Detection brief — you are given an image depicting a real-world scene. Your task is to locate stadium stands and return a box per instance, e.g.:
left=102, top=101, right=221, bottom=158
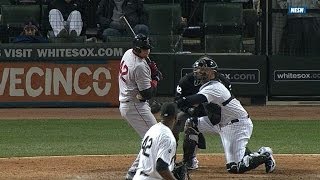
left=202, top=2, right=244, bottom=53
left=1, top=5, right=41, bottom=42
left=144, top=3, right=183, bottom=52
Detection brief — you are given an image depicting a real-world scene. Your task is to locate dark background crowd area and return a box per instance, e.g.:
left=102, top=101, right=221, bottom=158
left=0, top=0, right=319, bottom=56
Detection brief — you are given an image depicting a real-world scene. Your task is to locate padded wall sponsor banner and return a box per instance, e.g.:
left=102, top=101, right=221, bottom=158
left=269, top=56, right=320, bottom=96
left=274, top=70, right=320, bottom=81
left=0, top=61, right=119, bottom=106
left=181, top=68, right=260, bottom=84
left=175, top=54, right=267, bottom=96
left=0, top=47, right=123, bottom=59
left=0, top=43, right=130, bottom=60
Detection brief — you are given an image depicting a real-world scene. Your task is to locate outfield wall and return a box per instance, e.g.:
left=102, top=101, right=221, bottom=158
left=0, top=44, right=319, bottom=107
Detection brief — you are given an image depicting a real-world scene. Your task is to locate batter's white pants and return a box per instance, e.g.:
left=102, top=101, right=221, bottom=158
left=49, top=9, right=83, bottom=37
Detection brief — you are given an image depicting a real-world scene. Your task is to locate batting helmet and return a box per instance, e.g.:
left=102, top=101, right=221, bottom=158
left=133, top=33, right=152, bottom=52
left=192, top=56, right=218, bottom=86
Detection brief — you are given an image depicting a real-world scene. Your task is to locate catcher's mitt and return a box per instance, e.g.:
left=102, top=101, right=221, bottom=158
left=172, top=162, right=190, bottom=180
left=150, top=100, right=162, bottom=114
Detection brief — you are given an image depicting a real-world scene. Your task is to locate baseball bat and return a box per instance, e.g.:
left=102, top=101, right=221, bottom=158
left=121, top=16, right=162, bottom=103
left=120, top=16, right=136, bottom=37
left=120, top=15, right=152, bottom=63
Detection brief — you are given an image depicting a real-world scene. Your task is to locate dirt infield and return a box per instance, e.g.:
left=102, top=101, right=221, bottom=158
left=0, top=106, right=320, bottom=179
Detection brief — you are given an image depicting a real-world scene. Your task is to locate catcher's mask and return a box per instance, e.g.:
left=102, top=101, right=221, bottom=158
left=133, top=33, right=152, bottom=53
left=192, top=56, right=218, bottom=86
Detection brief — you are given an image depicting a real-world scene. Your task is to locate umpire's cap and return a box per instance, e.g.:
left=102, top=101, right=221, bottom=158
left=160, top=102, right=177, bottom=118
left=133, top=33, right=153, bottom=50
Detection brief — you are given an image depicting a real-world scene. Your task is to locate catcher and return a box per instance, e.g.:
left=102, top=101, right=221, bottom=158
left=176, top=57, right=276, bottom=174
left=173, top=56, right=232, bottom=170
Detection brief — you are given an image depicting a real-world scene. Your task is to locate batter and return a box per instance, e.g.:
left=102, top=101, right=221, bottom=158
left=119, top=34, right=162, bottom=180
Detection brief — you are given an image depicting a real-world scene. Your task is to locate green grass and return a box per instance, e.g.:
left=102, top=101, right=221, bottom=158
left=0, top=119, right=319, bottom=157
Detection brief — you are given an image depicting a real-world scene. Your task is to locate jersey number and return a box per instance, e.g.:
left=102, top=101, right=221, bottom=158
left=142, top=136, right=153, bottom=157
left=119, top=61, right=128, bottom=83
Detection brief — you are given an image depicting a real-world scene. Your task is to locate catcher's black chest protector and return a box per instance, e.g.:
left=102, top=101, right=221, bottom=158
left=203, top=95, right=234, bottom=125
left=176, top=73, right=201, bottom=99
left=203, top=102, right=221, bottom=125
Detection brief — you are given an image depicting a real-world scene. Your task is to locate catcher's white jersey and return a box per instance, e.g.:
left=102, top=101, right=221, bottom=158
left=133, top=122, right=177, bottom=180
left=198, top=80, right=248, bottom=125
left=197, top=80, right=252, bottom=164
left=119, top=48, right=152, bottom=103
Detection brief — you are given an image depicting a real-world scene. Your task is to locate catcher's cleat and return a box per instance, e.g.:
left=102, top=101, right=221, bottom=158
left=265, top=153, right=276, bottom=173
left=258, top=147, right=276, bottom=173
left=125, top=171, right=135, bottom=180
left=186, top=157, right=199, bottom=170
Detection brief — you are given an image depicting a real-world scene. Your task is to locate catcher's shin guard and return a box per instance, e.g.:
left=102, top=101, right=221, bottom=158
left=183, top=126, right=198, bottom=165
left=227, top=152, right=268, bottom=174
left=198, top=132, right=206, bottom=149
left=172, top=112, right=190, bottom=142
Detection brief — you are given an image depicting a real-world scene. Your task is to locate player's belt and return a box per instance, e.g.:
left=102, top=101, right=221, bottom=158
left=140, top=171, right=149, bottom=177
left=230, top=119, right=239, bottom=124
left=225, top=114, right=250, bottom=126
left=232, top=114, right=249, bottom=122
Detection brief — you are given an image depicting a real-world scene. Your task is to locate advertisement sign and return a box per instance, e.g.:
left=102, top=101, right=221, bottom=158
left=175, top=54, right=267, bottom=96
left=181, top=68, right=260, bottom=84
left=0, top=43, right=130, bottom=60
left=269, top=56, right=320, bottom=96
left=0, top=61, right=120, bottom=107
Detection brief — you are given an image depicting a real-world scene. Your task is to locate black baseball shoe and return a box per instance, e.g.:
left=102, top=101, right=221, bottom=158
left=258, top=147, right=276, bottom=173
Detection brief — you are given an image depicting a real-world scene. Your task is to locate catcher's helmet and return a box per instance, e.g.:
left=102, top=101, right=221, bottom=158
left=133, top=33, right=152, bottom=51
left=192, top=56, right=218, bottom=86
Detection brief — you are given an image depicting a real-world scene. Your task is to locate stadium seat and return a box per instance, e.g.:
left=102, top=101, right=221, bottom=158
left=106, top=36, right=131, bottom=41
left=144, top=4, right=183, bottom=35
left=0, top=0, right=11, bottom=5
left=1, top=5, right=40, bottom=27
left=243, top=8, right=258, bottom=38
left=149, top=35, right=182, bottom=53
left=203, top=2, right=243, bottom=34
left=204, top=34, right=243, bottom=53
left=144, top=4, right=184, bottom=52
left=0, top=5, right=41, bottom=42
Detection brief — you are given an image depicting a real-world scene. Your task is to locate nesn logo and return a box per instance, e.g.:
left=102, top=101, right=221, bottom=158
left=288, top=7, right=306, bottom=14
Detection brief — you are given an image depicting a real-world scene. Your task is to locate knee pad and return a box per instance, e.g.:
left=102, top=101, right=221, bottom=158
left=184, top=117, right=198, bottom=131
left=184, top=117, right=206, bottom=149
